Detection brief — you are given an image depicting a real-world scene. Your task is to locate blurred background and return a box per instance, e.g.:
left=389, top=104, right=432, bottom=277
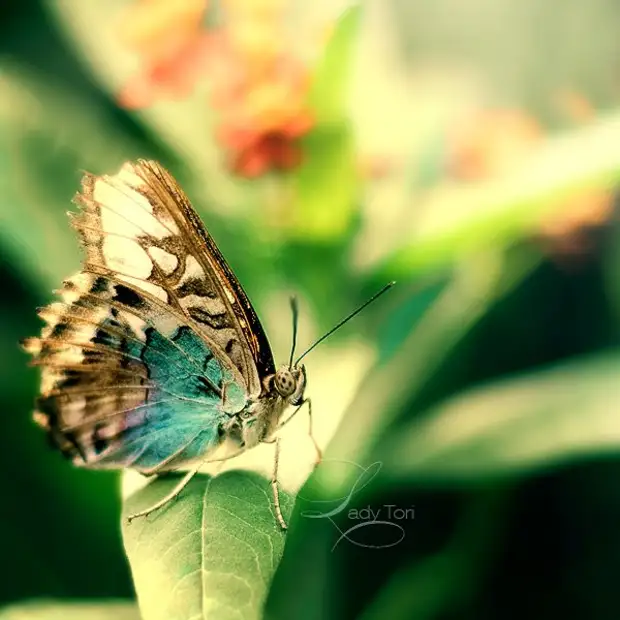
left=2, top=0, right=620, bottom=618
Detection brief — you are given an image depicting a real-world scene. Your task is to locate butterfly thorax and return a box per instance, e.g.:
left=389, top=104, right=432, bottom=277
left=229, top=364, right=306, bottom=450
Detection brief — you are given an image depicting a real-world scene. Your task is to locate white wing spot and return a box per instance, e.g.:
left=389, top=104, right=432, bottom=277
left=62, top=396, right=86, bottom=426
left=149, top=246, right=179, bottom=275
left=122, top=162, right=181, bottom=234
left=118, top=163, right=148, bottom=196
left=42, top=369, right=62, bottom=394
left=94, top=177, right=173, bottom=240
left=178, top=294, right=226, bottom=315
left=119, top=310, right=148, bottom=341
left=61, top=272, right=92, bottom=303
left=178, top=255, right=206, bottom=286
left=102, top=236, right=153, bottom=280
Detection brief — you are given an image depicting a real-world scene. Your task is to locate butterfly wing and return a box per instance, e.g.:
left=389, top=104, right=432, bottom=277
left=74, top=160, right=275, bottom=393
left=136, top=160, right=276, bottom=387
left=24, top=160, right=271, bottom=472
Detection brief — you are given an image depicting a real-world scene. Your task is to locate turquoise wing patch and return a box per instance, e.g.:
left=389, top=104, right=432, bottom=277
left=25, top=274, right=248, bottom=473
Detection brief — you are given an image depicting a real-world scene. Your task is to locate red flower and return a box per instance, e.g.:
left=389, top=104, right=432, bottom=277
left=118, top=0, right=315, bottom=175
left=213, top=54, right=313, bottom=175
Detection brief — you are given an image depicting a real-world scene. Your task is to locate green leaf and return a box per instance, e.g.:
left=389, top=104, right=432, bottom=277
left=0, top=601, right=139, bottom=620
left=378, top=352, right=620, bottom=482
left=357, top=490, right=510, bottom=620
left=378, top=112, right=620, bottom=277
left=309, top=6, right=362, bottom=124
left=284, top=6, right=362, bottom=241
left=327, top=250, right=540, bottom=466
left=0, top=64, right=139, bottom=292
left=122, top=472, right=293, bottom=620
left=290, top=122, right=358, bottom=240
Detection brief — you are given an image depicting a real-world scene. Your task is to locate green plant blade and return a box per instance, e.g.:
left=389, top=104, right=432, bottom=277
left=309, top=6, right=361, bottom=124
left=379, top=352, right=620, bottom=481
left=291, top=123, right=358, bottom=240
left=285, top=6, right=361, bottom=240
left=0, top=64, right=139, bottom=292
left=122, top=472, right=292, bottom=620
left=0, top=601, right=139, bottom=620
left=377, top=112, right=620, bottom=278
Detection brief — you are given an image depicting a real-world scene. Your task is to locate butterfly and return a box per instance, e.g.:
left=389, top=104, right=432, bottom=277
left=23, top=159, right=322, bottom=529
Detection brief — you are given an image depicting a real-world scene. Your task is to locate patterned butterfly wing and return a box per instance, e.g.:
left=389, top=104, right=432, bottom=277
left=74, top=159, right=275, bottom=392
left=24, top=160, right=274, bottom=473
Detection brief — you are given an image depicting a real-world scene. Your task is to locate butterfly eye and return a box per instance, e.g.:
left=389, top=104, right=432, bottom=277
left=274, top=369, right=295, bottom=397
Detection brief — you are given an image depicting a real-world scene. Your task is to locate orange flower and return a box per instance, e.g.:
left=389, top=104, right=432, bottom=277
left=224, top=0, right=287, bottom=76
left=118, top=0, right=212, bottom=108
left=214, top=54, right=313, bottom=175
left=539, top=186, right=614, bottom=256
left=224, top=0, right=287, bottom=20
left=119, top=0, right=207, bottom=63
left=217, top=102, right=313, bottom=176
left=118, top=0, right=315, bottom=175
left=229, top=132, right=303, bottom=176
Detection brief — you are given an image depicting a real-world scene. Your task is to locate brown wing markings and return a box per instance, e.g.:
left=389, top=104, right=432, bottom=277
left=76, top=163, right=252, bottom=390
left=138, top=160, right=275, bottom=384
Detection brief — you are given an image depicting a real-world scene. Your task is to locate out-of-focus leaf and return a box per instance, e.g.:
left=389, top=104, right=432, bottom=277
left=603, top=218, right=620, bottom=328
left=290, top=123, right=358, bottom=240
left=0, top=65, right=138, bottom=291
left=329, top=250, right=541, bottom=466
left=309, top=6, right=361, bottom=124
left=122, top=472, right=292, bottom=620
left=281, top=5, right=361, bottom=240
left=357, top=552, right=461, bottom=620
left=0, top=601, right=139, bottom=619
left=379, top=352, right=620, bottom=481
left=358, top=490, right=509, bottom=620
left=377, top=112, right=620, bottom=278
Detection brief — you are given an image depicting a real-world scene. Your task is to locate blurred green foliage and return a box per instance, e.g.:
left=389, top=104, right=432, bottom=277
left=3, top=1, right=620, bottom=619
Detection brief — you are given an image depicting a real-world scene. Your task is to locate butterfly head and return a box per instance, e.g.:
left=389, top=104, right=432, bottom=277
left=274, top=364, right=306, bottom=406
left=270, top=283, right=396, bottom=410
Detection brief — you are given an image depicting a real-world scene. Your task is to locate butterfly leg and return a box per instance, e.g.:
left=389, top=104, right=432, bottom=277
left=221, top=379, right=235, bottom=410
left=138, top=438, right=204, bottom=477
left=304, top=398, right=322, bottom=467
left=270, top=437, right=288, bottom=530
left=126, top=464, right=202, bottom=523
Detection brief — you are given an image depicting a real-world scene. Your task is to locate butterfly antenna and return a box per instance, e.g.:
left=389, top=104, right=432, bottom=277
left=295, top=281, right=395, bottom=365
left=289, top=295, right=299, bottom=368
